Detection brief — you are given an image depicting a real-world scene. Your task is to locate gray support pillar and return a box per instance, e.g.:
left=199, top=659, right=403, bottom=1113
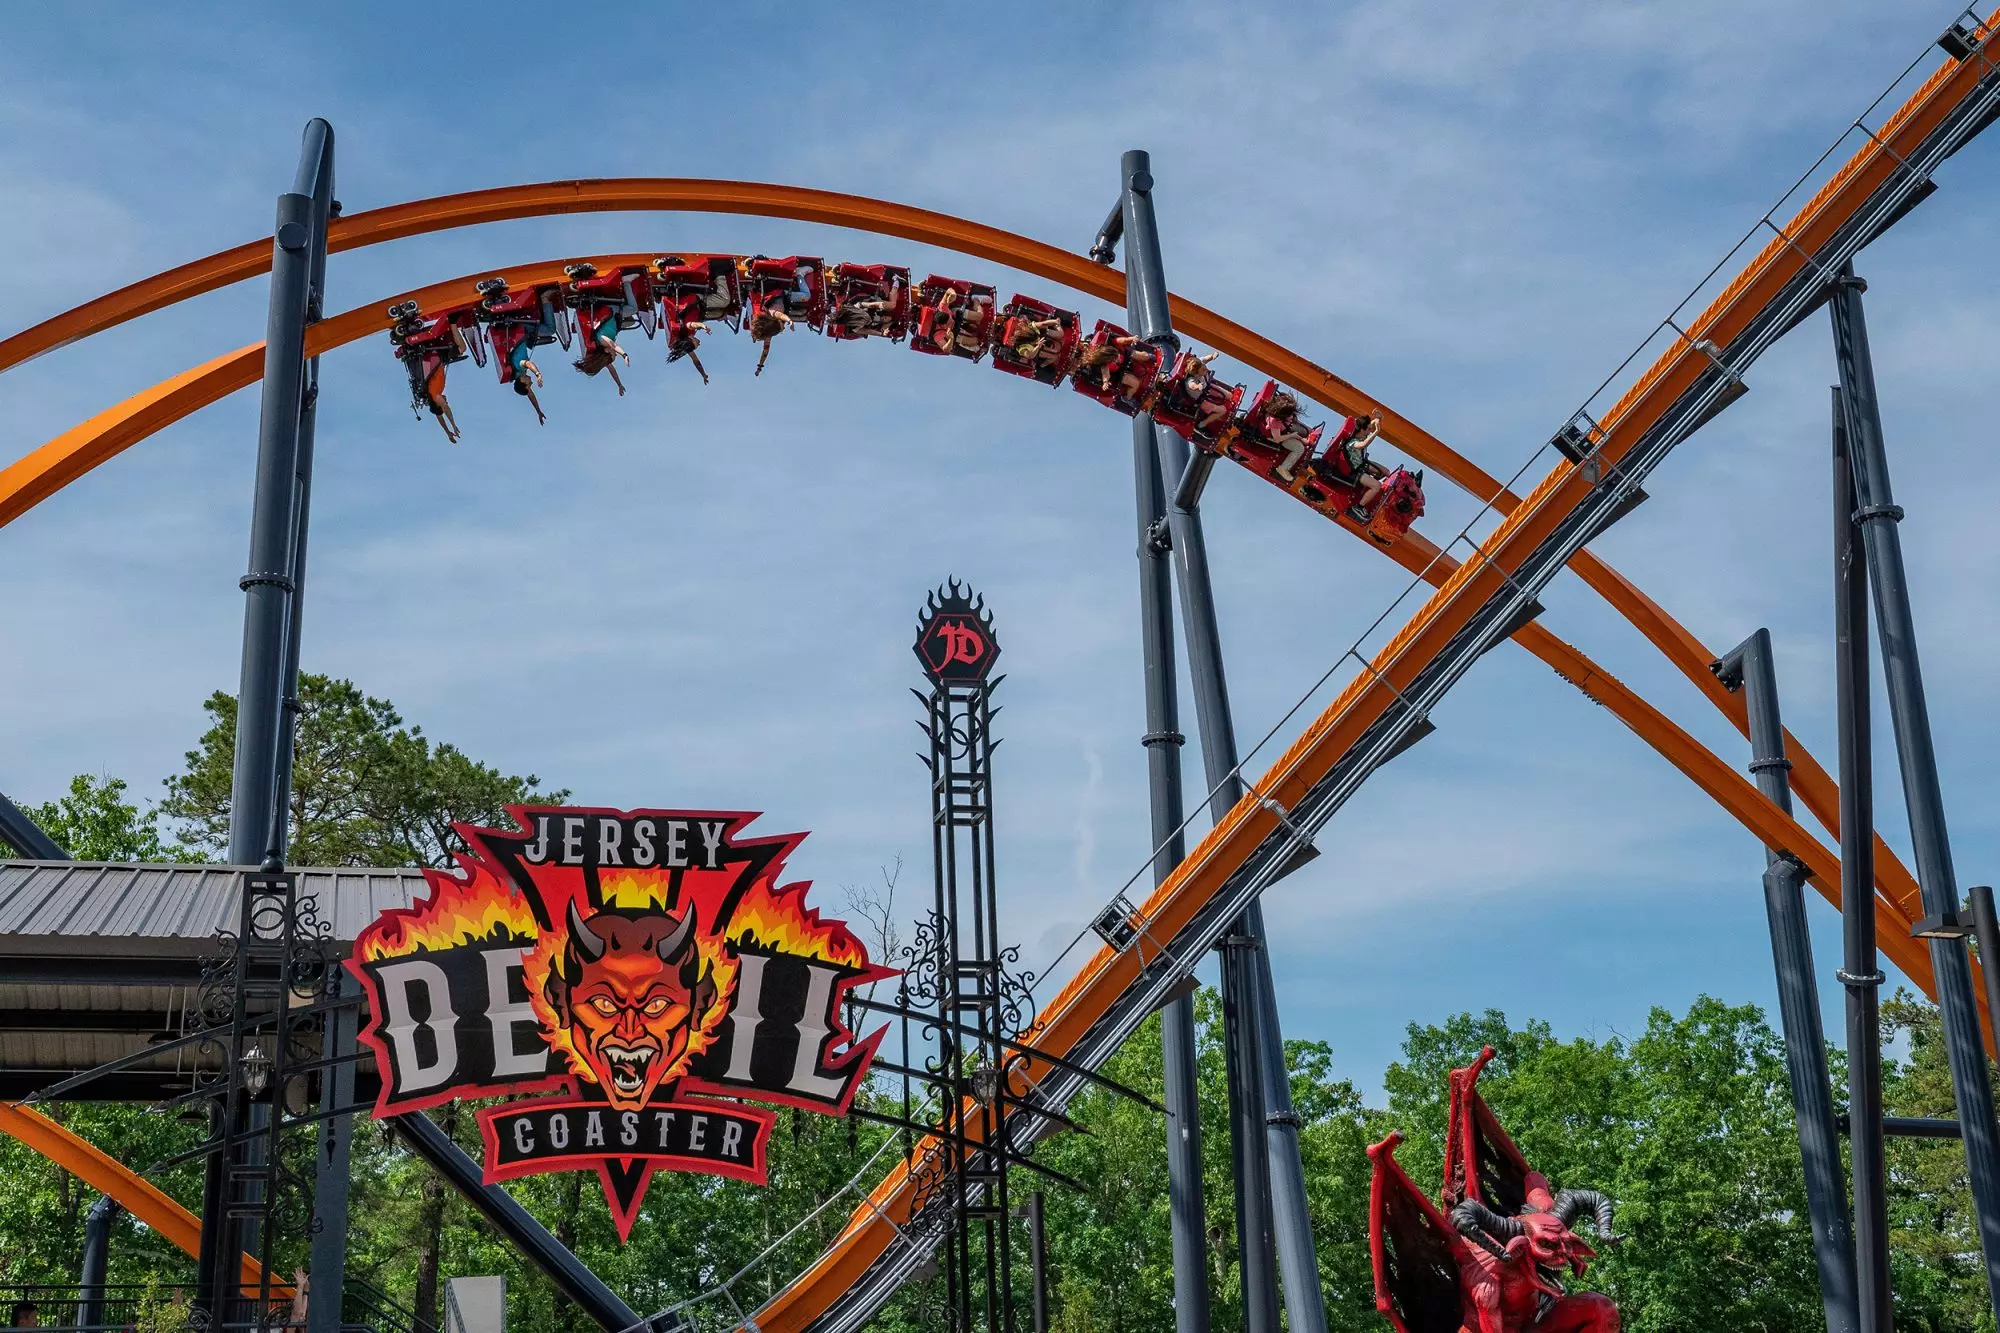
left=393, top=1111, right=641, bottom=1333
left=1831, top=263, right=2000, bottom=1306
left=1120, top=149, right=1312, bottom=1333
left=228, top=182, right=313, bottom=866
left=1026, top=1190, right=1050, bottom=1333
left=75, top=1195, right=117, bottom=1331
left=269, top=119, right=334, bottom=867
left=1132, top=392, right=1212, bottom=1333
left=0, top=790, right=66, bottom=860
left=1834, top=387, right=1892, bottom=1333
left=306, top=970, right=357, bottom=1333
left=1970, top=886, right=2000, bottom=1047
left=1715, top=630, right=1857, bottom=1333
left=208, top=120, right=335, bottom=1325
left=229, top=121, right=332, bottom=868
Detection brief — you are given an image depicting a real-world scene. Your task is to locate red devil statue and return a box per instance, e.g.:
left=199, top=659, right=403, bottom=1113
left=1368, top=1047, right=1622, bottom=1333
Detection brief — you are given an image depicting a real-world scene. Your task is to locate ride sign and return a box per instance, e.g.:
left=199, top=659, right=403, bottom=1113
left=346, top=806, right=893, bottom=1239
left=914, top=579, right=1001, bottom=683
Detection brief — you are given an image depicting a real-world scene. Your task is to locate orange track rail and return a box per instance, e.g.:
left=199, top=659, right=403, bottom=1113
left=1, top=22, right=1991, bottom=1323
left=0, top=1102, right=272, bottom=1292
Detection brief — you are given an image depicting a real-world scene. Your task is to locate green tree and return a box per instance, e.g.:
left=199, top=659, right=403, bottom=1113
left=1, top=773, right=195, bottom=861
left=1878, top=990, right=1995, bottom=1331
left=160, top=673, right=563, bottom=867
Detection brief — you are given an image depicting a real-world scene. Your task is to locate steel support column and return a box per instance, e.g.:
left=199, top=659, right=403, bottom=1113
left=1715, top=629, right=1856, bottom=1333
left=1117, top=149, right=1319, bottom=1333
left=75, top=1195, right=117, bottom=1332
left=1832, top=262, right=2000, bottom=1306
left=1130, top=378, right=1212, bottom=1333
left=1026, top=1190, right=1050, bottom=1333
left=393, top=1111, right=642, bottom=1333
left=1833, top=386, right=1892, bottom=1333
left=229, top=117, right=331, bottom=870
left=269, top=120, right=334, bottom=867
left=306, top=970, right=357, bottom=1333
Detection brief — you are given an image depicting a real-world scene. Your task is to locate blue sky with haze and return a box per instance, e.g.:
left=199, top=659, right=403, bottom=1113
left=3, top=2, right=1999, bottom=1096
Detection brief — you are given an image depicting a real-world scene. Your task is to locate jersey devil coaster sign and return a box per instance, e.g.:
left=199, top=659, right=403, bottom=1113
left=346, top=806, right=894, bottom=1240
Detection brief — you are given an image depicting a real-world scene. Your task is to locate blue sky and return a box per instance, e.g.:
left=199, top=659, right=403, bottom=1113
left=3, top=2, right=1999, bottom=1099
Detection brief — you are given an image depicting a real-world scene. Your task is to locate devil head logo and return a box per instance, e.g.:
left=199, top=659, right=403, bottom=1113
left=543, top=901, right=720, bottom=1111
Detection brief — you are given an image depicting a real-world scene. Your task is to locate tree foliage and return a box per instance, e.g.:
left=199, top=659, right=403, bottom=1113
left=160, top=673, right=564, bottom=867
left=0, top=773, right=195, bottom=861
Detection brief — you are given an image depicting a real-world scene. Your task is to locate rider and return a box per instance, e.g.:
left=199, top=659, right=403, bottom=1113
left=749, top=297, right=792, bottom=376
left=1318, top=410, right=1386, bottom=518
left=833, top=293, right=896, bottom=337
left=667, top=310, right=711, bottom=384
left=1259, top=390, right=1317, bottom=482
left=1077, top=334, right=1153, bottom=399
left=416, top=348, right=462, bottom=444
left=571, top=307, right=629, bottom=396
left=1007, top=313, right=1066, bottom=367
left=501, top=326, right=548, bottom=425
left=1163, top=351, right=1235, bottom=437
left=924, top=288, right=971, bottom=354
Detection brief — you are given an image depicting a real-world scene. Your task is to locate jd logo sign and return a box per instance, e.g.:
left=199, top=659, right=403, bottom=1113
left=915, top=579, right=1001, bottom=684
left=347, top=806, right=893, bottom=1240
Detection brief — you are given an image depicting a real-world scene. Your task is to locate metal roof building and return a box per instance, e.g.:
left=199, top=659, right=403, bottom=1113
left=0, top=860, right=429, bottom=1099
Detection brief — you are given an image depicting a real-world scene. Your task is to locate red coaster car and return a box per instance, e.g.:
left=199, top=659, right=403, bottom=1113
left=991, top=296, right=1081, bottom=386
left=825, top=264, right=911, bottom=342
left=911, top=276, right=998, bottom=360
left=1231, top=380, right=1322, bottom=476
left=564, top=262, right=660, bottom=339
left=650, top=254, right=744, bottom=331
left=1365, top=467, right=1426, bottom=546
left=1070, top=320, right=1163, bottom=415
left=387, top=300, right=477, bottom=412
left=1151, top=350, right=1246, bottom=449
left=742, top=255, right=828, bottom=331
left=473, top=278, right=569, bottom=381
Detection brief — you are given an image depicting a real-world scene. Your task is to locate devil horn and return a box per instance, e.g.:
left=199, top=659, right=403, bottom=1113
left=567, top=900, right=607, bottom=962
left=656, top=908, right=697, bottom=961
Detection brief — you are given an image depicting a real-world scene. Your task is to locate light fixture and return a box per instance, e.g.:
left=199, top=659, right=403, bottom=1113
left=1911, top=910, right=1975, bottom=941
left=971, top=1067, right=1001, bottom=1106
left=240, top=1042, right=273, bottom=1098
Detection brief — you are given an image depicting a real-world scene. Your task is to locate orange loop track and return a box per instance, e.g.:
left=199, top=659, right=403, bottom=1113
left=0, top=254, right=1943, bottom=999
left=0, top=184, right=1936, bottom=942
left=3, top=20, right=1994, bottom=1326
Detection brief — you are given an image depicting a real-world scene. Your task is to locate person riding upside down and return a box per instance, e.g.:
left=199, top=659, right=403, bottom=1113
left=572, top=307, right=629, bottom=396
left=1317, top=409, right=1386, bottom=518
left=494, top=324, right=549, bottom=425
left=666, top=307, right=711, bottom=384
left=748, top=296, right=792, bottom=376
left=415, top=348, right=461, bottom=444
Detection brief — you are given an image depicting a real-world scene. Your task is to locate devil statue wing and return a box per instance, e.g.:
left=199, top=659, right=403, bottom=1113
left=1441, top=1044, right=1534, bottom=1215
left=1368, top=1132, right=1465, bottom=1333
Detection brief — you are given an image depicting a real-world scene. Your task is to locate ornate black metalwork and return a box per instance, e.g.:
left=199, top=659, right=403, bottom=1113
left=907, top=580, right=1032, bottom=1333
left=185, top=870, right=341, bottom=1333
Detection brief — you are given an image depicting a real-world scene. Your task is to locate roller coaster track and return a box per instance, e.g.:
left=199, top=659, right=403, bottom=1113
left=1, top=12, right=1996, bottom=1329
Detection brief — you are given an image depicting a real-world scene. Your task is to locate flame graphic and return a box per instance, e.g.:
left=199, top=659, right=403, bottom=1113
left=354, top=862, right=538, bottom=960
